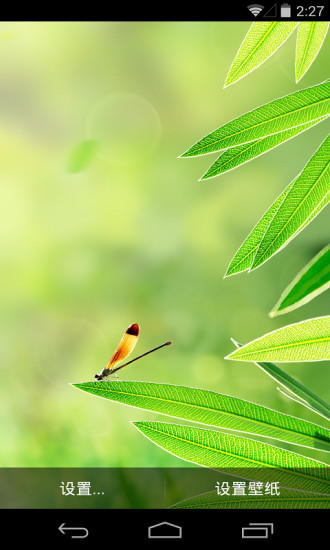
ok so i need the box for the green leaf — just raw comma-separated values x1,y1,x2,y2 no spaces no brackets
225,179,295,277
251,134,330,270
133,421,330,494
225,178,330,277
170,488,330,509
201,116,328,179
226,316,330,363
73,380,330,452
276,387,328,419
180,80,330,158
271,244,330,317
225,22,298,88
67,139,98,173
296,22,330,83
232,339,330,421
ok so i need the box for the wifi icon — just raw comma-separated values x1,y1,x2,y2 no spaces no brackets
247,4,264,16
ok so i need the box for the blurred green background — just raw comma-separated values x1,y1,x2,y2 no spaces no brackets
1,21,330,468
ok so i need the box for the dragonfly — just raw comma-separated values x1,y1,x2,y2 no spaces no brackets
95,323,171,381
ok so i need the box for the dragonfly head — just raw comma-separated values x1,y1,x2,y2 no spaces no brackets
94,367,110,381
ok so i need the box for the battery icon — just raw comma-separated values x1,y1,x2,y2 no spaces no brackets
281,3,291,17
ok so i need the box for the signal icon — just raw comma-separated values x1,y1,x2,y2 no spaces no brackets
247,4,264,16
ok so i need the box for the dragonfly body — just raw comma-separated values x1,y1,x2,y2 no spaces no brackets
95,323,171,380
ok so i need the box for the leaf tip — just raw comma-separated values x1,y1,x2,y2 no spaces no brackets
131,421,143,430
249,257,263,272
179,147,194,158
223,74,236,89
268,309,278,318
224,266,240,278
230,337,241,348
71,382,86,392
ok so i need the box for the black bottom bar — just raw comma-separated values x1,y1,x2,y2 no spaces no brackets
5,509,328,546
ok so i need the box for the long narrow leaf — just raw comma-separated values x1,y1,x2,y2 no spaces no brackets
133,421,330,494
201,116,328,179
226,316,330,363
170,488,330,509
251,134,330,270
225,179,295,277
225,22,298,88
73,380,330,452
270,244,330,317
225,181,330,277
232,339,330,421
180,80,330,157
277,387,327,419
296,22,330,83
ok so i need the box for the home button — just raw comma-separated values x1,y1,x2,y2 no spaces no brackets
148,521,182,539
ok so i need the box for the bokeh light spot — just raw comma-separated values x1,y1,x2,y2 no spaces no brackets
86,93,161,165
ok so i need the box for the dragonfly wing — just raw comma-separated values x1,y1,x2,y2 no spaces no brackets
106,323,139,369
